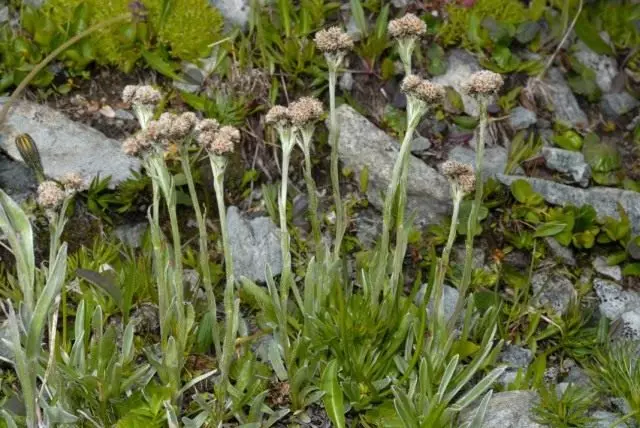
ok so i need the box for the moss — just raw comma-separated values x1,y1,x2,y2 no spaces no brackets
439,0,530,47
44,0,223,68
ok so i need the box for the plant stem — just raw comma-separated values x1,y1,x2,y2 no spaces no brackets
302,142,322,257
328,68,345,260
0,13,131,129
211,161,234,288
181,146,221,357
448,99,488,331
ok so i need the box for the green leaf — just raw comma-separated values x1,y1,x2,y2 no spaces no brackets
623,263,640,277
607,251,628,266
76,268,124,310
552,130,583,151
534,221,568,238
321,360,346,428
350,0,367,36
583,135,621,173
142,50,182,81
575,16,614,55
511,179,543,205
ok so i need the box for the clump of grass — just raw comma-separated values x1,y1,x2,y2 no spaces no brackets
532,383,597,427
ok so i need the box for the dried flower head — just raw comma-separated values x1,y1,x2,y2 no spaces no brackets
196,130,217,151
442,161,476,193
60,172,84,193
388,13,426,40
37,181,65,208
122,85,137,104
314,27,354,53
289,97,324,127
208,126,240,155
401,75,445,104
132,85,162,105
122,136,141,156
463,70,504,97
195,118,220,134
266,105,293,126
169,112,198,139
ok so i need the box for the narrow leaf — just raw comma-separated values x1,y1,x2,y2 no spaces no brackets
321,360,346,428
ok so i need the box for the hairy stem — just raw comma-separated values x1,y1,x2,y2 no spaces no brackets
328,68,345,260
302,142,322,257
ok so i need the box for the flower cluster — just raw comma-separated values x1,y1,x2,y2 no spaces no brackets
60,172,85,196
401,75,446,105
388,13,426,40
37,181,65,209
122,85,162,106
463,70,504,98
203,125,241,156
314,27,354,54
442,161,476,194
289,97,324,128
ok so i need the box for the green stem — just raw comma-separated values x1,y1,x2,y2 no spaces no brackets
181,146,221,357
328,68,345,260
448,99,488,331
0,13,131,129
302,143,322,257
212,162,234,287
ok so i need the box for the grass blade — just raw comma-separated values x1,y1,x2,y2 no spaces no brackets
321,360,346,428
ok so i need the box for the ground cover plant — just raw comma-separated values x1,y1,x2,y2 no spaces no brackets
0,0,639,427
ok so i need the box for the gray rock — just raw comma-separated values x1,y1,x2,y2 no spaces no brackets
453,244,486,269
114,222,147,249
565,365,591,388
542,147,591,187
543,68,588,128
509,106,538,130
573,40,618,93
130,303,160,335
339,72,354,92
210,0,250,28
173,80,201,94
593,256,623,282
433,50,482,117
426,285,460,323
459,391,544,428
601,92,639,118
588,410,628,428
532,269,577,314
0,7,8,24
411,135,432,154
391,0,409,6
114,109,135,121
619,307,640,340
354,208,382,248
335,105,451,226
497,175,640,234
0,100,140,187
346,15,363,42
594,278,640,320
447,145,515,178
628,238,640,261
499,344,533,368
0,154,36,202
545,237,576,266
227,206,282,283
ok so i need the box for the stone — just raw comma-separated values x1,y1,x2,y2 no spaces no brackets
114,222,147,249
114,109,135,121
210,0,250,29
531,269,577,314
627,238,640,261
509,106,538,130
346,15,363,42
543,68,588,128
593,256,623,282
0,6,8,24
542,147,591,187
0,153,37,202
433,50,481,117
426,285,460,323
227,206,282,283
459,391,544,428
0,100,140,187
593,278,640,320
618,307,640,340
335,105,451,227
499,344,533,368
447,145,516,178
411,135,432,154
391,0,409,6
497,175,640,234
588,411,628,428
453,244,486,269
339,72,354,92
573,40,618,93
354,208,382,248
130,303,160,335
601,92,639,118
545,237,576,266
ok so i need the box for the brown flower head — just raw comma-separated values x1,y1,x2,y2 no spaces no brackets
401,75,445,104
463,70,504,97
289,97,324,127
208,126,240,156
122,85,162,105
60,172,85,193
195,118,220,134
122,85,138,104
170,112,198,139
314,27,354,54
37,181,65,208
122,136,141,156
266,105,293,127
388,13,426,40
442,160,475,194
